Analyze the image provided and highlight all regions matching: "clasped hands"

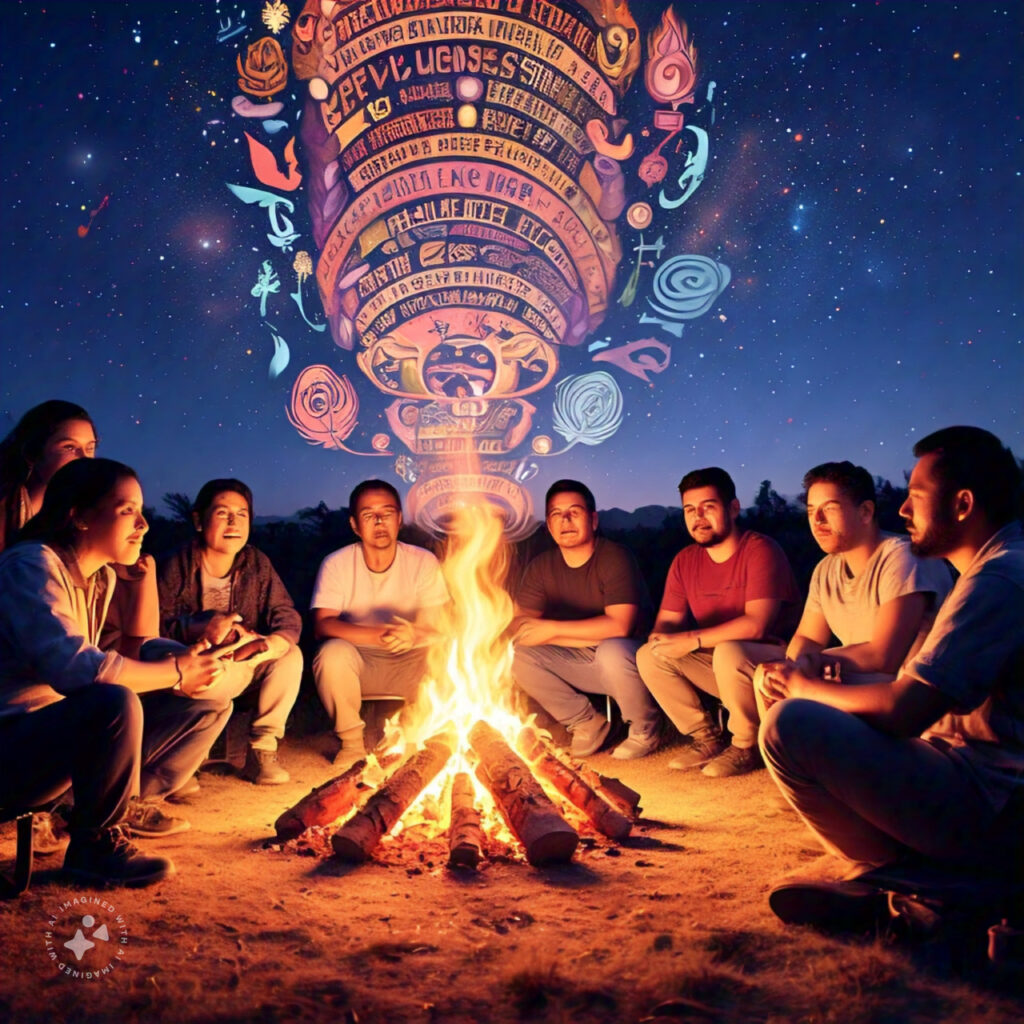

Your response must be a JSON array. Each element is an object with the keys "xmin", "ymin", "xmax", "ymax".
[{"xmin": 757, "ymin": 652, "xmax": 842, "ymax": 705}]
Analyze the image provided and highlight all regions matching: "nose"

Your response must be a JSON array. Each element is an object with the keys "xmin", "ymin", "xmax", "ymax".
[
  {"xmin": 137, "ymin": 513, "xmax": 148, "ymax": 533},
  {"xmin": 898, "ymin": 497, "xmax": 911, "ymax": 520}
]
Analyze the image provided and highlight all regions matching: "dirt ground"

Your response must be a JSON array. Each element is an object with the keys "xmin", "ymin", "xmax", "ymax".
[{"xmin": 2, "ymin": 728, "xmax": 1022, "ymax": 1024}]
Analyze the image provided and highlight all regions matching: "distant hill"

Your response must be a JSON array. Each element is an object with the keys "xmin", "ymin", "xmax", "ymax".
[{"xmin": 599, "ymin": 504, "xmax": 681, "ymax": 533}]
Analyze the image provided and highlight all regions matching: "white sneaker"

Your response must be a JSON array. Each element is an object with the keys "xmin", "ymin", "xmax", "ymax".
[{"xmin": 611, "ymin": 731, "xmax": 660, "ymax": 760}]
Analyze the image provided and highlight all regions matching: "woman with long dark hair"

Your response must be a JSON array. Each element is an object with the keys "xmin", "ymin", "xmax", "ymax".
[
  {"xmin": 0, "ymin": 458, "xmax": 238, "ymax": 887},
  {"xmin": 0, "ymin": 399, "xmax": 96, "ymax": 550}
]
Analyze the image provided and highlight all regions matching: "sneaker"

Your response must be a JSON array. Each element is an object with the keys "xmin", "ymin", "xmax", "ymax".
[
  {"xmin": 668, "ymin": 728, "xmax": 727, "ymax": 769},
  {"xmin": 32, "ymin": 812, "xmax": 68, "ymax": 857},
  {"xmin": 242, "ymin": 746, "xmax": 290, "ymax": 785},
  {"xmin": 64, "ymin": 824, "xmax": 175, "ymax": 888},
  {"xmin": 611, "ymin": 730, "xmax": 660, "ymax": 760},
  {"xmin": 569, "ymin": 714, "xmax": 611, "ymax": 758},
  {"xmin": 123, "ymin": 799, "xmax": 191, "ymax": 838},
  {"xmin": 166, "ymin": 775, "xmax": 201, "ymax": 803},
  {"xmin": 701, "ymin": 743, "xmax": 762, "ymax": 778},
  {"xmin": 332, "ymin": 741, "xmax": 367, "ymax": 771},
  {"xmin": 769, "ymin": 880, "xmax": 892, "ymax": 933}
]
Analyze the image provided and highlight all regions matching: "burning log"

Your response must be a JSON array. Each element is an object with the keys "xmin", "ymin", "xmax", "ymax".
[
  {"xmin": 331, "ymin": 732, "xmax": 454, "ymax": 863},
  {"xmin": 518, "ymin": 726, "xmax": 632, "ymax": 840},
  {"xmin": 448, "ymin": 772, "xmax": 484, "ymax": 868},
  {"xmin": 275, "ymin": 757, "xmax": 369, "ymax": 841},
  {"xmin": 591, "ymin": 771, "xmax": 642, "ymax": 820},
  {"xmin": 469, "ymin": 720, "xmax": 578, "ymax": 866}
]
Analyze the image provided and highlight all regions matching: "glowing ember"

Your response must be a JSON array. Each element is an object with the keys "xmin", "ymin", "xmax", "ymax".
[{"xmin": 278, "ymin": 499, "xmax": 640, "ymax": 866}]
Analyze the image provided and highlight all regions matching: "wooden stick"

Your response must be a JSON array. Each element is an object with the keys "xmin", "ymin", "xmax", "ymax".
[
  {"xmin": 331, "ymin": 733, "xmax": 454, "ymax": 863},
  {"xmin": 518, "ymin": 726, "xmax": 632, "ymax": 840},
  {"xmin": 448, "ymin": 772, "xmax": 484, "ymax": 868},
  {"xmin": 274, "ymin": 758, "xmax": 368, "ymax": 841},
  {"xmin": 469, "ymin": 720, "xmax": 578, "ymax": 866}
]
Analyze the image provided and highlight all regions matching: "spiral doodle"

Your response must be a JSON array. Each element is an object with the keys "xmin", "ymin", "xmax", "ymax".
[
  {"xmin": 551, "ymin": 371, "xmax": 623, "ymax": 450},
  {"xmin": 648, "ymin": 255, "xmax": 732, "ymax": 322},
  {"xmin": 287, "ymin": 364, "xmax": 358, "ymax": 449}
]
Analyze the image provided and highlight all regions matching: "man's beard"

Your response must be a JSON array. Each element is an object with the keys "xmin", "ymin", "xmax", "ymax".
[
  {"xmin": 908, "ymin": 510, "xmax": 958, "ymax": 559},
  {"xmin": 692, "ymin": 523, "xmax": 732, "ymax": 548}
]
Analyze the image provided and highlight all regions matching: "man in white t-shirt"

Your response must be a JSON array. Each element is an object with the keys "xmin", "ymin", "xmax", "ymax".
[{"xmin": 310, "ymin": 480, "xmax": 448, "ymax": 767}]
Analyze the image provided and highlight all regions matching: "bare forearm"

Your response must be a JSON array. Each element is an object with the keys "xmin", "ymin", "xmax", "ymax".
[{"xmin": 786, "ymin": 633, "xmax": 825, "ymax": 662}]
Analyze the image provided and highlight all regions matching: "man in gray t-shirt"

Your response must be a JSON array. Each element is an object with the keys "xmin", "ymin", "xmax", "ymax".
[{"xmin": 778, "ymin": 461, "xmax": 951, "ymax": 687}]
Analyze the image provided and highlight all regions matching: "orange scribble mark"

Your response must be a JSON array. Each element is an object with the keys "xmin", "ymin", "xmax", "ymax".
[{"xmin": 244, "ymin": 133, "xmax": 302, "ymax": 191}]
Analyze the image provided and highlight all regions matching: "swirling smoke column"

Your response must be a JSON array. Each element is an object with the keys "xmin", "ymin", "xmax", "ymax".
[{"xmin": 291, "ymin": 0, "xmax": 640, "ymax": 537}]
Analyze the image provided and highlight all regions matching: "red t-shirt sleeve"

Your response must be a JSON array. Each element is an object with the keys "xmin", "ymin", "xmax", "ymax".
[
  {"xmin": 659, "ymin": 550, "xmax": 691, "ymax": 618},
  {"xmin": 743, "ymin": 535, "xmax": 798, "ymax": 604}
]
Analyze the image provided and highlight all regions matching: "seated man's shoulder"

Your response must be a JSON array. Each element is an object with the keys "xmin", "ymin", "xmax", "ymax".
[{"xmin": 737, "ymin": 529, "xmax": 790, "ymax": 562}]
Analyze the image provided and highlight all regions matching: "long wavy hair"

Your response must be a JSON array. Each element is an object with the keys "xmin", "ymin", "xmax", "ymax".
[{"xmin": 0, "ymin": 400, "xmax": 94, "ymax": 541}]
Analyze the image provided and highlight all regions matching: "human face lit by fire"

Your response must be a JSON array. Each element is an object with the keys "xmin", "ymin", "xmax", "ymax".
[
  {"xmin": 899, "ymin": 452, "xmax": 959, "ymax": 558},
  {"xmin": 32, "ymin": 419, "xmax": 97, "ymax": 486},
  {"xmin": 546, "ymin": 491, "xmax": 597, "ymax": 551},
  {"xmin": 76, "ymin": 476, "xmax": 148, "ymax": 567},
  {"xmin": 198, "ymin": 490, "xmax": 251, "ymax": 561},
  {"xmin": 351, "ymin": 489, "xmax": 402, "ymax": 551},
  {"xmin": 682, "ymin": 486, "xmax": 737, "ymax": 548},
  {"xmin": 805, "ymin": 481, "xmax": 873, "ymax": 555}
]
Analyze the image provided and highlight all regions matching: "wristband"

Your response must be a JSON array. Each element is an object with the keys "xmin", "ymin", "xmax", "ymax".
[
  {"xmin": 173, "ymin": 656, "xmax": 183, "ymax": 691},
  {"xmin": 695, "ymin": 634, "xmax": 702, "ymax": 650}
]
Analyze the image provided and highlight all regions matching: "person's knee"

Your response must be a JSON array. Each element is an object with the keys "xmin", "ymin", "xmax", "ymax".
[
  {"xmin": 759, "ymin": 698, "xmax": 826, "ymax": 759},
  {"xmin": 313, "ymin": 638, "xmax": 359, "ymax": 686},
  {"xmin": 78, "ymin": 683, "xmax": 143, "ymax": 735},
  {"xmin": 593, "ymin": 638, "xmax": 639, "ymax": 680},
  {"xmin": 712, "ymin": 640, "xmax": 749, "ymax": 679}
]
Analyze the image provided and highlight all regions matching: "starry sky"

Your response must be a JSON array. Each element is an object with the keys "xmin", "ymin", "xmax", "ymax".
[{"xmin": 2, "ymin": 1, "xmax": 1020, "ymax": 518}]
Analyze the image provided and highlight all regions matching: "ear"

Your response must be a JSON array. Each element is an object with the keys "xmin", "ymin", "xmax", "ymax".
[
  {"xmin": 729, "ymin": 498, "xmax": 741, "ymax": 520},
  {"xmin": 349, "ymin": 515, "xmax": 359, "ymax": 535},
  {"xmin": 954, "ymin": 488, "xmax": 974, "ymax": 523},
  {"xmin": 859, "ymin": 500, "xmax": 876, "ymax": 523},
  {"xmin": 192, "ymin": 510, "xmax": 202, "ymax": 533}
]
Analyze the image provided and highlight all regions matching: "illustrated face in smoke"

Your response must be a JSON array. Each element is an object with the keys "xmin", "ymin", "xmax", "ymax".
[{"xmin": 424, "ymin": 342, "xmax": 496, "ymax": 398}]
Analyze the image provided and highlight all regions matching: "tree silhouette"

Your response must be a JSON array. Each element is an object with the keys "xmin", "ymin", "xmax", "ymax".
[{"xmin": 162, "ymin": 492, "xmax": 194, "ymax": 524}]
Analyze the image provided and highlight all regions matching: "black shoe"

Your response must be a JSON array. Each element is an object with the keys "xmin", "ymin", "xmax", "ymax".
[
  {"xmin": 64, "ymin": 825, "xmax": 175, "ymax": 888},
  {"xmin": 769, "ymin": 880, "xmax": 892, "ymax": 933},
  {"xmin": 123, "ymin": 799, "xmax": 191, "ymax": 838}
]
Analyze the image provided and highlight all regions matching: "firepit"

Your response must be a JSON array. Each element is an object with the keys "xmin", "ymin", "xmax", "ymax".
[{"xmin": 274, "ymin": 501, "xmax": 642, "ymax": 868}]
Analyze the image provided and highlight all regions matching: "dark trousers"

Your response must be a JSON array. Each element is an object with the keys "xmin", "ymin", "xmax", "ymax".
[{"xmin": 0, "ymin": 685, "xmax": 229, "ymax": 832}]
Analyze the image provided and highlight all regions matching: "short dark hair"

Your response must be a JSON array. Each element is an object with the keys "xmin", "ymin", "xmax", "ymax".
[
  {"xmin": 193, "ymin": 479, "xmax": 254, "ymax": 522},
  {"xmin": 802, "ymin": 461, "xmax": 876, "ymax": 513},
  {"xmin": 913, "ymin": 426, "xmax": 1020, "ymax": 526},
  {"xmin": 19, "ymin": 458, "xmax": 138, "ymax": 549},
  {"xmin": 545, "ymin": 479, "xmax": 596, "ymax": 514},
  {"xmin": 678, "ymin": 467, "xmax": 736, "ymax": 505},
  {"xmin": 349, "ymin": 479, "xmax": 401, "ymax": 514}
]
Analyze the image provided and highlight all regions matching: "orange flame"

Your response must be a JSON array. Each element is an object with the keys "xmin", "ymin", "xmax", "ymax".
[{"xmin": 645, "ymin": 8, "xmax": 699, "ymax": 108}]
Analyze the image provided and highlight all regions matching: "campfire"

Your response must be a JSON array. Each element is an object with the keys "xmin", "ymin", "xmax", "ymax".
[{"xmin": 275, "ymin": 501, "xmax": 641, "ymax": 868}]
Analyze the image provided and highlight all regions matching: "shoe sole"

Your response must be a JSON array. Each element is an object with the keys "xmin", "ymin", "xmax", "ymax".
[
  {"xmin": 64, "ymin": 861, "xmax": 177, "ymax": 888},
  {"xmin": 127, "ymin": 819, "xmax": 191, "ymax": 839},
  {"xmin": 769, "ymin": 881, "xmax": 892, "ymax": 933}
]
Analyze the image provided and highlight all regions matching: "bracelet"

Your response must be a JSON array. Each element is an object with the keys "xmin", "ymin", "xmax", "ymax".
[
  {"xmin": 695, "ymin": 634, "xmax": 701, "ymax": 650},
  {"xmin": 172, "ymin": 656, "xmax": 183, "ymax": 690}
]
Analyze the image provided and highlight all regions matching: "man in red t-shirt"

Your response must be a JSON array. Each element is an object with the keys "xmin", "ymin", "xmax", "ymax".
[{"xmin": 637, "ymin": 467, "xmax": 799, "ymax": 776}]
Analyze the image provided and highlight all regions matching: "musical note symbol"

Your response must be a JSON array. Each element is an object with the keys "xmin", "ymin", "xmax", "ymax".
[{"xmin": 77, "ymin": 195, "xmax": 109, "ymax": 238}]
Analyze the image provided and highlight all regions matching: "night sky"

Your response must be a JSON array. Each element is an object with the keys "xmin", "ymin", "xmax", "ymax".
[{"xmin": 3, "ymin": 1, "xmax": 1020, "ymax": 519}]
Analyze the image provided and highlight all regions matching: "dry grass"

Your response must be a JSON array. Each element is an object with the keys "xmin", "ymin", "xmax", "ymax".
[{"xmin": 1, "ymin": 734, "xmax": 1021, "ymax": 1023}]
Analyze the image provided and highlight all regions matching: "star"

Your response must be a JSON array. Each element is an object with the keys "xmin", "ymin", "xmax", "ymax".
[{"xmin": 63, "ymin": 929, "xmax": 95, "ymax": 962}]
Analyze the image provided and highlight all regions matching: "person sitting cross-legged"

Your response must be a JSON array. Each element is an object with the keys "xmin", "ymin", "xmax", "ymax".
[
  {"xmin": 759, "ymin": 427, "xmax": 1024, "ymax": 931},
  {"xmin": 511, "ymin": 479, "xmax": 660, "ymax": 760}
]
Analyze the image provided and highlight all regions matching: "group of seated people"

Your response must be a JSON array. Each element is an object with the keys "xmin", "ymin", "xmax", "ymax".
[{"xmin": 0, "ymin": 402, "xmax": 1021, "ymax": 935}]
